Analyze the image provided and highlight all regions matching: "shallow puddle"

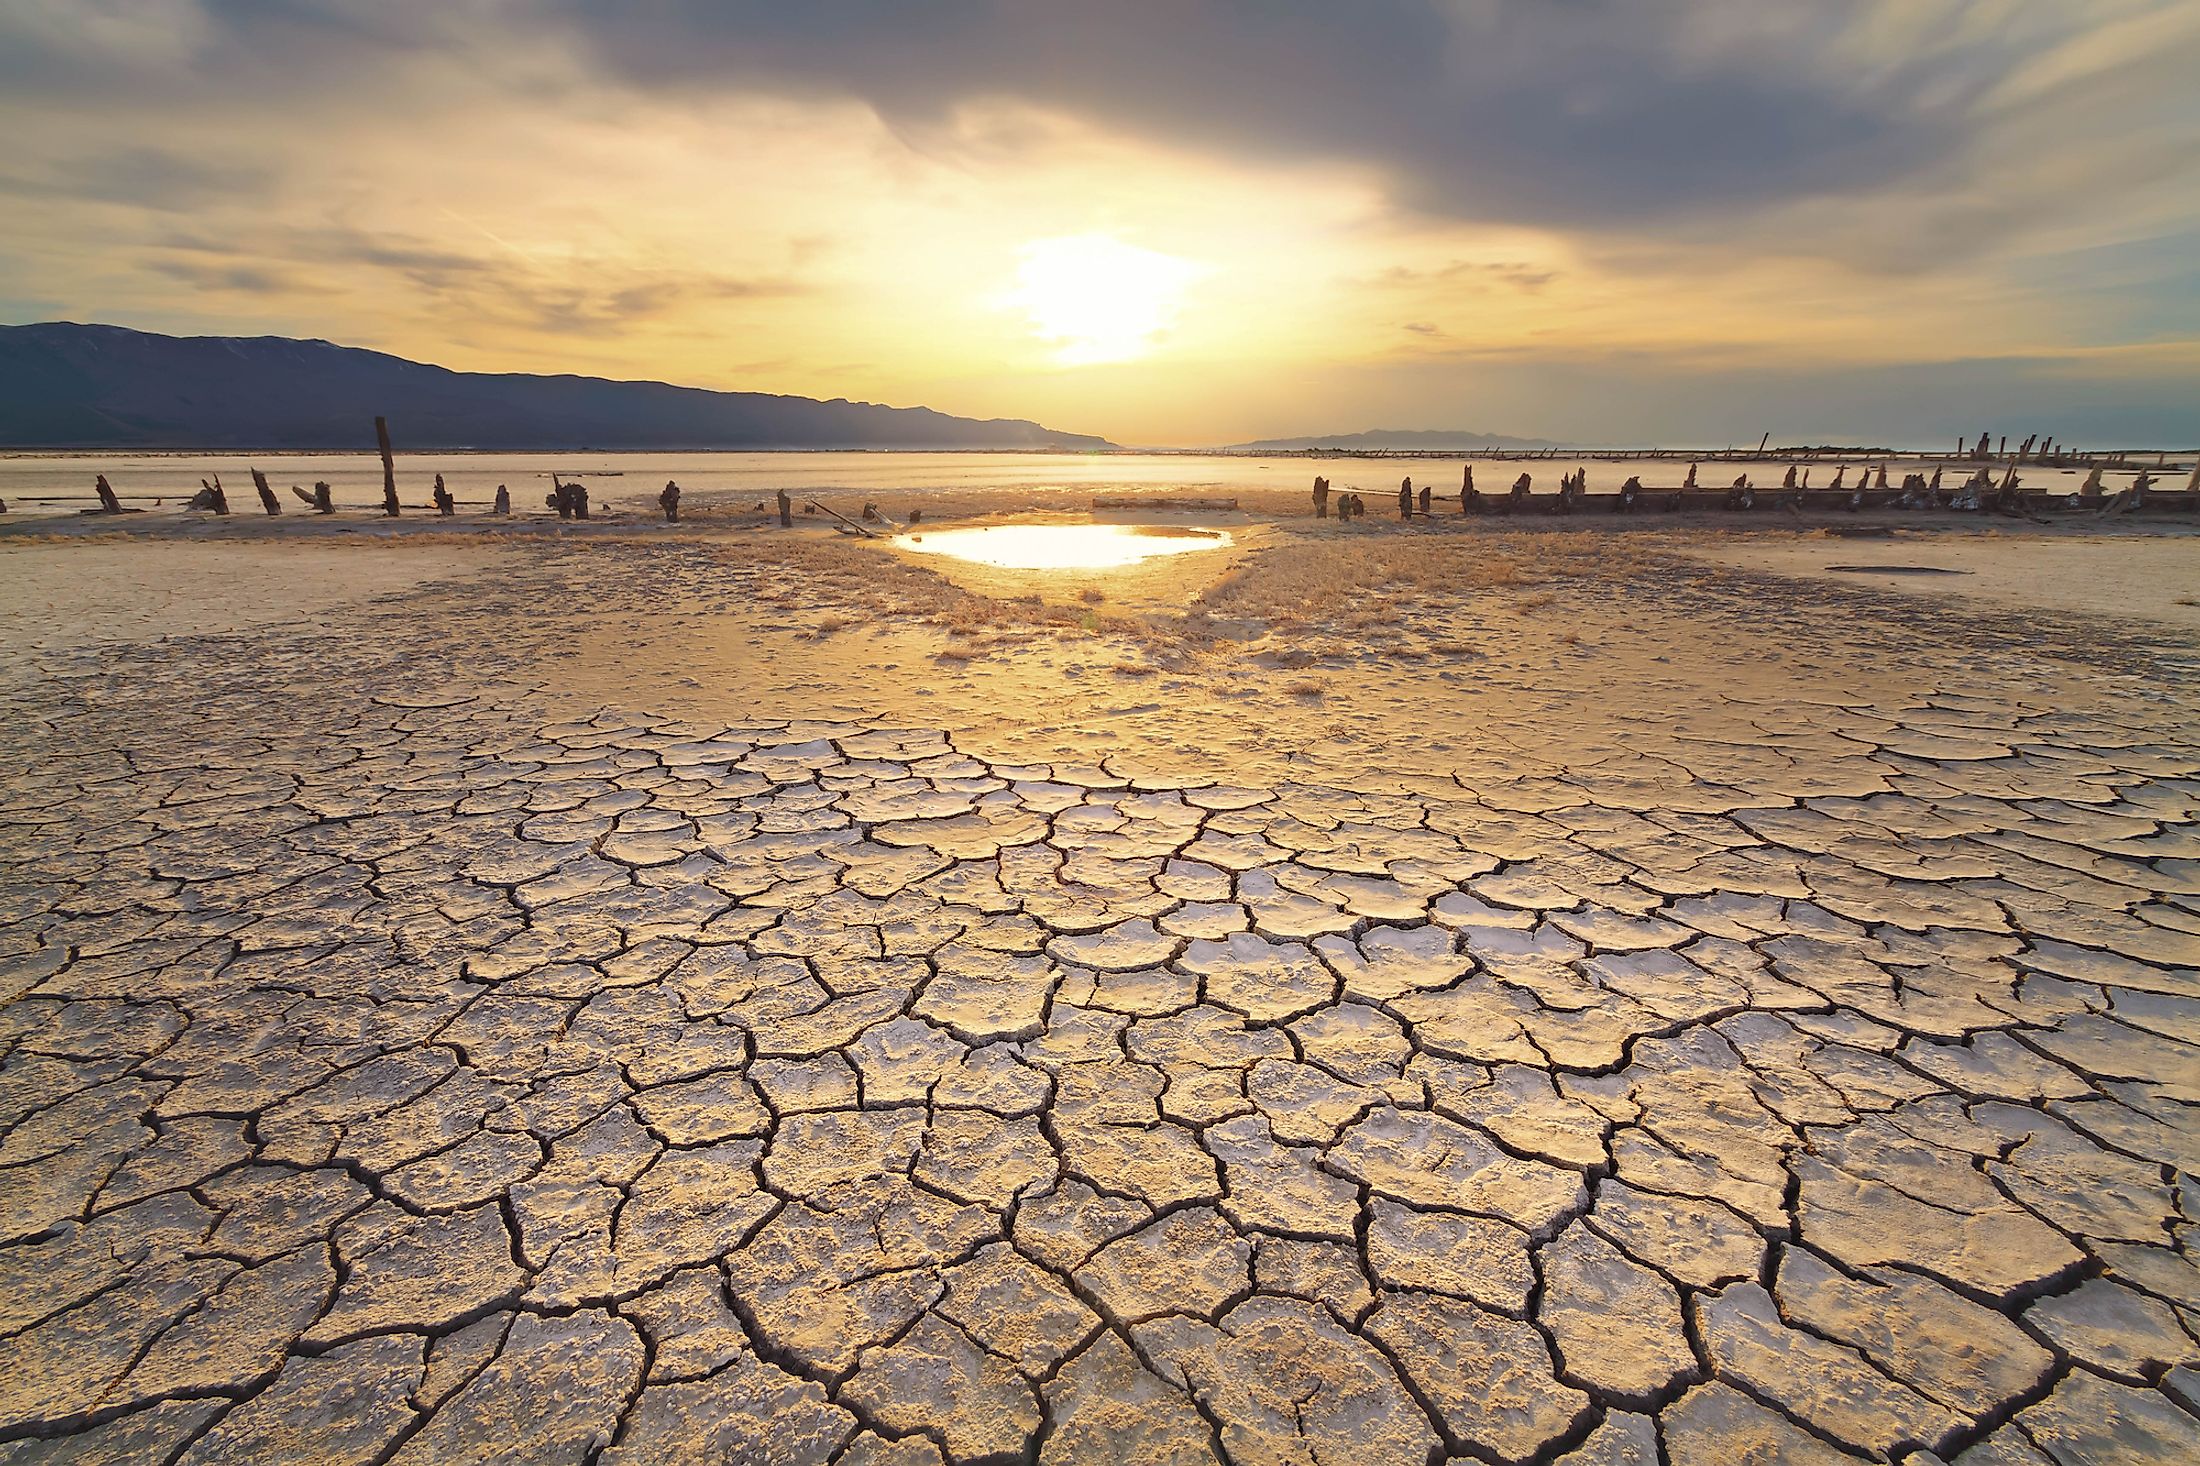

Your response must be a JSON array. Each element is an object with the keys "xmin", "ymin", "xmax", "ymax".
[{"xmin": 893, "ymin": 522, "xmax": 1232, "ymax": 570}]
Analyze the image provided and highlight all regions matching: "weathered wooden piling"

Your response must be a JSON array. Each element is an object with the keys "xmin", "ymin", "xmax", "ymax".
[
  {"xmin": 94, "ymin": 475, "xmax": 123, "ymax": 514},
  {"xmin": 375, "ymin": 416, "xmax": 401, "ymax": 517},
  {"xmin": 251, "ymin": 469, "xmax": 281, "ymax": 515}
]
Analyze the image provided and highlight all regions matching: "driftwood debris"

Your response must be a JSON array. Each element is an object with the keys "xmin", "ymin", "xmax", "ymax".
[
  {"xmin": 660, "ymin": 481, "xmax": 680, "ymax": 523},
  {"xmin": 89, "ymin": 474, "xmax": 135, "ymax": 515},
  {"xmin": 251, "ymin": 468, "xmax": 281, "ymax": 516},
  {"xmin": 1091, "ymin": 496, "xmax": 1239, "ymax": 511},
  {"xmin": 1283, "ymin": 453, "xmax": 2194, "ymax": 521},
  {"xmin": 375, "ymin": 416, "xmax": 401, "ymax": 517},
  {"xmin": 805, "ymin": 498, "xmax": 878, "ymax": 538},
  {"xmin": 546, "ymin": 476, "xmax": 589, "ymax": 520},
  {"xmin": 432, "ymin": 475, "xmax": 455, "ymax": 517}
]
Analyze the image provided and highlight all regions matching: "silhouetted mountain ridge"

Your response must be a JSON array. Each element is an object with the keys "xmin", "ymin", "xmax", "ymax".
[
  {"xmin": 0, "ymin": 322, "xmax": 1113, "ymax": 451},
  {"xmin": 1221, "ymin": 428, "xmax": 1559, "ymax": 451}
]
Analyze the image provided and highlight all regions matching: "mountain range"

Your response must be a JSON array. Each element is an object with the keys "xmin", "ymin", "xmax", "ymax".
[
  {"xmin": 1221, "ymin": 428, "xmax": 1558, "ymax": 452},
  {"xmin": 0, "ymin": 322, "xmax": 1113, "ymax": 452}
]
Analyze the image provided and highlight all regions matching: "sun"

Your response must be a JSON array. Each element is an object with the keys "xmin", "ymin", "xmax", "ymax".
[{"xmin": 1002, "ymin": 234, "xmax": 1201, "ymax": 366}]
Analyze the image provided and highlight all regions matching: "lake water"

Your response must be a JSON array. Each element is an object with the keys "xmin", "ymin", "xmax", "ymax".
[
  {"xmin": 895, "ymin": 523, "xmax": 1232, "ymax": 570},
  {"xmin": 0, "ymin": 448, "xmax": 2145, "ymax": 520}
]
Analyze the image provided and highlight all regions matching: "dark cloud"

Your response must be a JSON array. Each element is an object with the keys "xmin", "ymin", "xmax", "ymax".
[
  {"xmin": 145, "ymin": 256, "xmax": 313, "ymax": 294},
  {"xmin": 0, "ymin": 147, "xmax": 273, "ymax": 212},
  {"xmin": 3, "ymin": 2, "xmax": 2187, "ymax": 244},
  {"xmin": 1378, "ymin": 259, "xmax": 1558, "ymax": 294},
  {"xmin": 526, "ymin": 0, "xmax": 1988, "ymax": 226},
  {"xmin": 153, "ymin": 221, "xmax": 811, "ymax": 328}
]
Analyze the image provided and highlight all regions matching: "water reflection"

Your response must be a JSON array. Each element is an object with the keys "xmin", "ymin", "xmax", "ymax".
[{"xmin": 893, "ymin": 523, "xmax": 1231, "ymax": 570}]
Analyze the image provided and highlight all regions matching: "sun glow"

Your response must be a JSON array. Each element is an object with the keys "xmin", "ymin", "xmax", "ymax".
[{"xmin": 1002, "ymin": 234, "xmax": 1201, "ymax": 366}]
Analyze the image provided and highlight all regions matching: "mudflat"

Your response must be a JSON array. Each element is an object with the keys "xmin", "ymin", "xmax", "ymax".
[{"xmin": 4, "ymin": 507, "xmax": 2199, "ymax": 1464}]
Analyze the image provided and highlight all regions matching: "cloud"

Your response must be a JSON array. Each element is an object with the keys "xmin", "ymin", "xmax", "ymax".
[
  {"xmin": 18, "ymin": 2, "xmax": 2187, "ymax": 236},
  {"xmin": 0, "ymin": 1, "xmax": 2193, "ymax": 444},
  {"xmin": 0, "ymin": 145, "xmax": 273, "ymax": 211},
  {"xmin": 144, "ymin": 256, "xmax": 315, "ymax": 295},
  {"xmin": 150, "ymin": 225, "xmax": 814, "ymax": 336},
  {"xmin": 528, "ymin": 0, "xmax": 1950, "ymax": 226},
  {"xmin": 6, "ymin": 4, "xmax": 2195, "ymax": 261},
  {"xmin": 1377, "ymin": 260, "xmax": 1558, "ymax": 294}
]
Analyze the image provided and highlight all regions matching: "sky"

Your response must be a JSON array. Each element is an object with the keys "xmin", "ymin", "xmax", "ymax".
[{"xmin": 3, "ymin": 0, "xmax": 2198, "ymax": 447}]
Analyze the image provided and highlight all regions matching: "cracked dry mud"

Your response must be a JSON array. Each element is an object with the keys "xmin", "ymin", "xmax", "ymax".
[{"xmin": 3, "ymin": 534, "xmax": 2200, "ymax": 1466}]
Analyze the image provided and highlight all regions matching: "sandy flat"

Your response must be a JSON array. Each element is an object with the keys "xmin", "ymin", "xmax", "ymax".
[
  {"xmin": 1679, "ymin": 527, "xmax": 2200, "ymax": 630},
  {"xmin": 0, "ymin": 539, "xmax": 506, "ymax": 650}
]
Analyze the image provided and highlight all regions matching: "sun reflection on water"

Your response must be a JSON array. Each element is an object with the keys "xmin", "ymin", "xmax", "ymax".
[{"xmin": 893, "ymin": 523, "xmax": 1232, "ymax": 570}]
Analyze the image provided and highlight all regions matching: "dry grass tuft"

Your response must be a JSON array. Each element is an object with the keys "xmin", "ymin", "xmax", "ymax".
[{"xmin": 1284, "ymin": 678, "xmax": 1324, "ymax": 698}]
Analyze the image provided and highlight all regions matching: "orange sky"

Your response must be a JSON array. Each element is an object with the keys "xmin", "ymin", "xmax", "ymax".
[{"xmin": 3, "ymin": 2, "xmax": 2197, "ymax": 445}]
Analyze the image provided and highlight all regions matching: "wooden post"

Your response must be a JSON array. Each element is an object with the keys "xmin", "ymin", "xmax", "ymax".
[
  {"xmin": 94, "ymin": 474, "xmax": 122, "ymax": 513},
  {"xmin": 251, "ymin": 468, "xmax": 281, "ymax": 515},
  {"xmin": 375, "ymin": 416, "xmax": 400, "ymax": 517}
]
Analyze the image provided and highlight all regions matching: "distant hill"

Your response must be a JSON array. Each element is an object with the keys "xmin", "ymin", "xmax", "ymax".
[
  {"xmin": 0, "ymin": 322, "xmax": 1113, "ymax": 452},
  {"xmin": 1221, "ymin": 428, "xmax": 1559, "ymax": 452}
]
